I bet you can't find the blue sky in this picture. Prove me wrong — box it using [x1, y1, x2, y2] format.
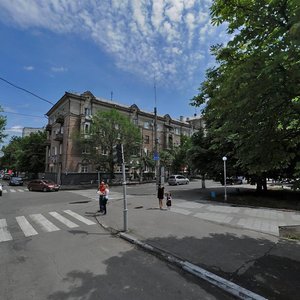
[0, 0, 229, 145]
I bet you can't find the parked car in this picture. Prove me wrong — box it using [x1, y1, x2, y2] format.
[27, 179, 60, 192]
[0, 183, 2, 196]
[2, 173, 11, 180]
[221, 177, 243, 185]
[9, 177, 24, 186]
[168, 175, 189, 185]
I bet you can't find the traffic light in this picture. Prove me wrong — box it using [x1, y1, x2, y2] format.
[113, 144, 123, 164]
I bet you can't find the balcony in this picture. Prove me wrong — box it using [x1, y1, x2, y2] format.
[54, 133, 63, 141]
[45, 124, 52, 132]
[56, 115, 64, 124]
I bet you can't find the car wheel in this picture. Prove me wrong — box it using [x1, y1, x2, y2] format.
[29, 187, 33, 191]
[43, 187, 47, 192]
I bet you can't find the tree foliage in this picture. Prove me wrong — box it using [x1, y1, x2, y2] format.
[192, 0, 300, 186]
[1, 132, 47, 174]
[77, 109, 141, 176]
[0, 105, 7, 144]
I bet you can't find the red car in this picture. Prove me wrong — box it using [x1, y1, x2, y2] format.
[27, 179, 60, 192]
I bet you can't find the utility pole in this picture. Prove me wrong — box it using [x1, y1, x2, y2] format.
[113, 143, 127, 231]
[154, 79, 159, 189]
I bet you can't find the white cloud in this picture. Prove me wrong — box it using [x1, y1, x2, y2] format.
[5, 125, 23, 133]
[51, 67, 68, 72]
[0, 0, 228, 86]
[23, 65, 34, 71]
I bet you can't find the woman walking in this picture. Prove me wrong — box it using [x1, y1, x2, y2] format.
[97, 181, 106, 213]
[102, 184, 110, 215]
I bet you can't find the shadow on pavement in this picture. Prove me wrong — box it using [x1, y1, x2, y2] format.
[47, 247, 233, 300]
[143, 233, 300, 300]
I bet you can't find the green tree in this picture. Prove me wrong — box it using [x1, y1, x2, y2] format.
[0, 105, 7, 144]
[1, 132, 46, 175]
[77, 109, 141, 178]
[192, 0, 300, 191]
[17, 131, 47, 175]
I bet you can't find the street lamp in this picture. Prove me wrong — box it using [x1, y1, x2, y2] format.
[222, 156, 227, 201]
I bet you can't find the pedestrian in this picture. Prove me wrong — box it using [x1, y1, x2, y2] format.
[166, 192, 172, 210]
[157, 184, 164, 210]
[102, 184, 110, 215]
[97, 181, 106, 213]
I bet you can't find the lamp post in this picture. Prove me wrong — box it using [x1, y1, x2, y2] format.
[222, 156, 227, 201]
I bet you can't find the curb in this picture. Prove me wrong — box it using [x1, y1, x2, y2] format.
[96, 217, 267, 300]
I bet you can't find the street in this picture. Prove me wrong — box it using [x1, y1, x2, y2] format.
[0, 182, 233, 300]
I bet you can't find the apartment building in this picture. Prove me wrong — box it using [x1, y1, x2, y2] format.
[45, 91, 202, 182]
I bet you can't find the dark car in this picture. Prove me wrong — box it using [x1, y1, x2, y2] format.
[9, 177, 24, 186]
[2, 173, 11, 180]
[27, 179, 60, 192]
[221, 177, 243, 185]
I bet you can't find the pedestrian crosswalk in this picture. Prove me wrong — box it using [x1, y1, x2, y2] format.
[1, 188, 27, 193]
[0, 210, 96, 243]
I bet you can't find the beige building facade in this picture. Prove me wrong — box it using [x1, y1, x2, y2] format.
[45, 91, 202, 181]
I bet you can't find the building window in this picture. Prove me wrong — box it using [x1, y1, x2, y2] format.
[81, 165, 88, 173]
[84, 123, 90, 134]
[144, 135, 150, 144]
[84, 107, 90, 116]
[59, 144, 62, 155]
[82, 144, 90, 154]
[144, 121, 151, 129]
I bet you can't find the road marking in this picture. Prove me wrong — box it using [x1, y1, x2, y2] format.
[194, 212, 233, 224]
[9, 189, 16, 192]
[207, 206, 240, 213]
[170, 207, 192, 215]
[49, 212, 79, 228]
[0, 219, 13, 242]
[174, 202, 205, 209]
[17, 189, 24, 192]
[16, 216, 38, 237]
[3, 190, 8, 193]
[30, 214, 60, 232]
[63, 210, 96, 225]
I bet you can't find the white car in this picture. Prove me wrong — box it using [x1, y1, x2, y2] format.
[168, 175, 189, 185]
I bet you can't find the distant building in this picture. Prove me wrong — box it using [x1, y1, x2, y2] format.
[45, 91, 204, 183]
[22, 127, 44, 137]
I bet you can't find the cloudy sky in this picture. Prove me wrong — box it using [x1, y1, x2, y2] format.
[0, 0, 229, 144]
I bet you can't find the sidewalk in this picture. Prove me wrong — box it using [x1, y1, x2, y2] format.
[85, 191, 300, 300]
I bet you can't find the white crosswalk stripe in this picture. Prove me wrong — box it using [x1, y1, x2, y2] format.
[64, 210, 96, 225]
[0, 210, 97, 243]
[17, 189, 24, 192]
[30, 214, 60, 232]
[9, 189, 16, 193]
[0, 219, 13, 242]
[16, 216, 38, 237]
[49, 212, 79, 228]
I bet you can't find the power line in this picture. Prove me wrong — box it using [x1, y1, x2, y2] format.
[0, 111, 47, 119]
[0, 76, 54, 105]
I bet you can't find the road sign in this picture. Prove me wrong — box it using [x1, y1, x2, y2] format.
[153, 152, 159, 161]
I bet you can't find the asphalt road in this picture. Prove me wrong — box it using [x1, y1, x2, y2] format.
[0, 182, 234, 300]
